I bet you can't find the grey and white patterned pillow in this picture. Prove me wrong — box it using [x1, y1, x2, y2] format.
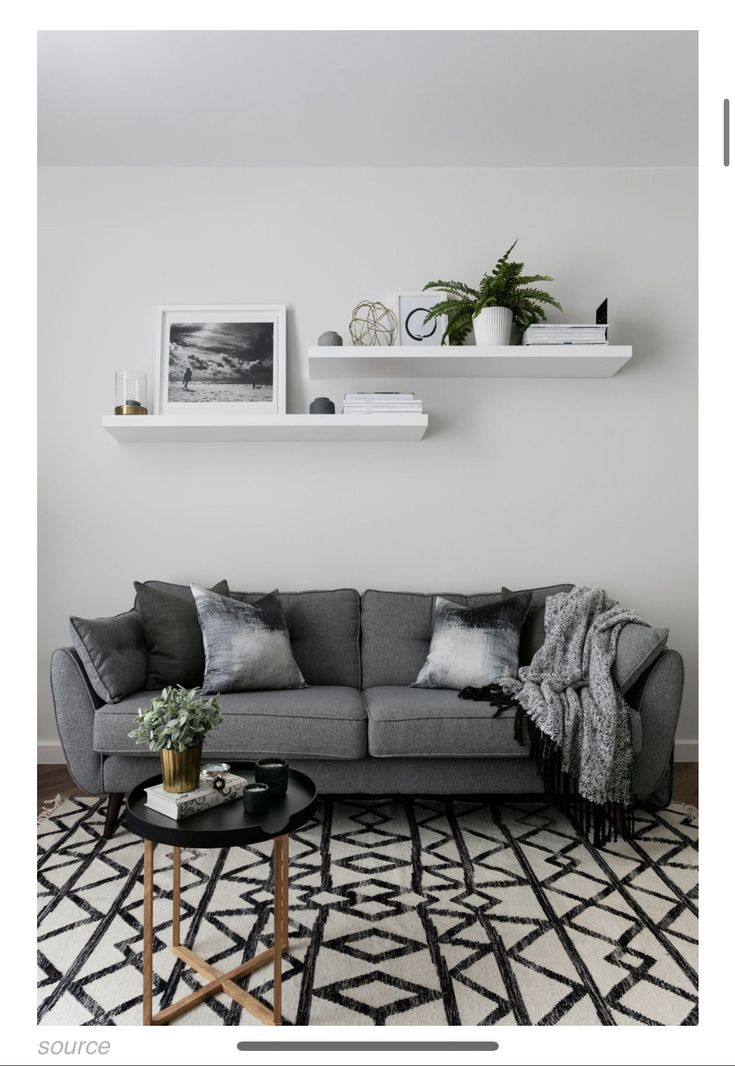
[192, 585, 306, 693]
[412, 591, 533, 690]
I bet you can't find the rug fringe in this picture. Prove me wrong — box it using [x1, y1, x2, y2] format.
[37, 793, 65, 825]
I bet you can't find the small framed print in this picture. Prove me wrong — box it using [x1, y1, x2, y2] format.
[394, 291, 447, 346]
[155, 305, 286, 415]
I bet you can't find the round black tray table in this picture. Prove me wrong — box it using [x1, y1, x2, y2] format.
[125, 763, 318, 1026]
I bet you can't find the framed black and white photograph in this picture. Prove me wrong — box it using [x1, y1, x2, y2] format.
[394, 291, 448, 346]
[155, 305, 286, 415]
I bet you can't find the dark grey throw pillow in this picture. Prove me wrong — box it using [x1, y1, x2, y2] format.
[192, 585, 306, 693]
[69, 609, 147, 703]
[134, 579, 229, 690]
[413, 591, 532, 689]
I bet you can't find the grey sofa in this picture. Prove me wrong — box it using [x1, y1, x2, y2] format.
[50, 583, 684, 837]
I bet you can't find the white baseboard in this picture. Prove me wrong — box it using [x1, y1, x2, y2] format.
[674, 739, 698, 762]
[37, 741, 66, 765]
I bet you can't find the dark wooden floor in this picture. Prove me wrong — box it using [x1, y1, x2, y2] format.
[37, 762, 699, 816]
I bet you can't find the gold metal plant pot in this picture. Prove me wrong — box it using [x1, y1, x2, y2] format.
[160, 746, 202, 793]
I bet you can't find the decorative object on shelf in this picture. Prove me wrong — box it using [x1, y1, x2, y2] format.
[423, 241, 562, 346]
[317, 330, 343, 346]
[475, 307, 513, 346]
[155, 305, 286, 415]
[255, 757, 289, 795]
[394, 292, 447, 346]
[243, 781, 270, 813]
[349, 301, 397, 346]
[114, 370, 148, 415]
[309, 396, 336, 414]
[144, 771, 246, 820]
[128, 685, 223, 793]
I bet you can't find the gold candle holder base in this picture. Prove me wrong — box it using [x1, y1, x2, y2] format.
[115, 404, 149, 415]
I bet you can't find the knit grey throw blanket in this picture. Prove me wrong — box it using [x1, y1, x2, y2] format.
[465, 586, 644, 845]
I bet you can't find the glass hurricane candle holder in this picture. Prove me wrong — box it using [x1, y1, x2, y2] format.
[114, 370, 149, 415]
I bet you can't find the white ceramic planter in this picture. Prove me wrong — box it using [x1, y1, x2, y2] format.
[473, 306, 512, 346]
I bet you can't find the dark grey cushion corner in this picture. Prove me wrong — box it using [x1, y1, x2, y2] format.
[69, 610, 147, 704]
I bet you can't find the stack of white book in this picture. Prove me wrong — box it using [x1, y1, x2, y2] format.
[145, 772, 247, 820]
[342, 392, 423, 414]
[522, 324, 609, 346]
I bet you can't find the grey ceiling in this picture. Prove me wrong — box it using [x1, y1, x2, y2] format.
[37, 30, 697, 167]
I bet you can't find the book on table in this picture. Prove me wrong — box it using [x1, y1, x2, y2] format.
[145, 772, 247, 820]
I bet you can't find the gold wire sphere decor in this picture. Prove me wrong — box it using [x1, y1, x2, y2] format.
[349, 301, 398, 346]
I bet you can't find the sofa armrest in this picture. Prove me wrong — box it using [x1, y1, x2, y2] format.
[50, 647, 104, 794]
[612, 623, 669, 693]
[628, 648, 685, 802]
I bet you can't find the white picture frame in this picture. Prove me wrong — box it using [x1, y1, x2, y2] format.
[394, 291, 448, 347]
[154, 305, 287, 415]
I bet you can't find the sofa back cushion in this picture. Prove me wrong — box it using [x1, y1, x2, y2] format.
[231, 589, 361, 687]
[361, 584, 573, 687]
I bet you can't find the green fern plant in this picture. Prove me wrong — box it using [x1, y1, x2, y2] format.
[423, 240, 562, 345]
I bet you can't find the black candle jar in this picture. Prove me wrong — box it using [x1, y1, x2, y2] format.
[243, 781, 270, 814]
[255, 757, 289, 796]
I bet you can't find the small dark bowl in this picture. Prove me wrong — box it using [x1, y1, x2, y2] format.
[255, 757, 289, 796]
[243, 782, 270, 814]
[309, 397, 335, 415]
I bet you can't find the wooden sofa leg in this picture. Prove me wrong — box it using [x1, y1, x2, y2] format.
[103, 792, 124, 839]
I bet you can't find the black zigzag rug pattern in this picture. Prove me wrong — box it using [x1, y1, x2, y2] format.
[37, 796, 697, 1026]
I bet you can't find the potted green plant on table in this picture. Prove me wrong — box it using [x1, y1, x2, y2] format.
[423, 240, 562, 346]
[129, 685, 223, 793]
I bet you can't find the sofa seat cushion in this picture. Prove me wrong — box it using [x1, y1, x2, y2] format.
[94, 687, 367, 760]
[364, 686, 642, 759]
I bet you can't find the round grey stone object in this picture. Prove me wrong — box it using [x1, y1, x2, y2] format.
[317, 330, 343, 346]
[309, 397, 336, 415]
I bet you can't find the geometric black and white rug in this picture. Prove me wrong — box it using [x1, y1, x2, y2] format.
[38, 796, 698, 1026]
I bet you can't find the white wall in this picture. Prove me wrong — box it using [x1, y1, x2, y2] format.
[38, 166, 697, 757]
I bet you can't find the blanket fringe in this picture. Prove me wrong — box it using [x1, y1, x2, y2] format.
[459, 683, 635, 847]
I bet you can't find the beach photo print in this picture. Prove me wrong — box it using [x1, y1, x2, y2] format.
[155, 305, 286, 415]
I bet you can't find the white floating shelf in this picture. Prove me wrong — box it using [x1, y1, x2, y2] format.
[308, 344, 632, 379]
[102, 414, 428, 442]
